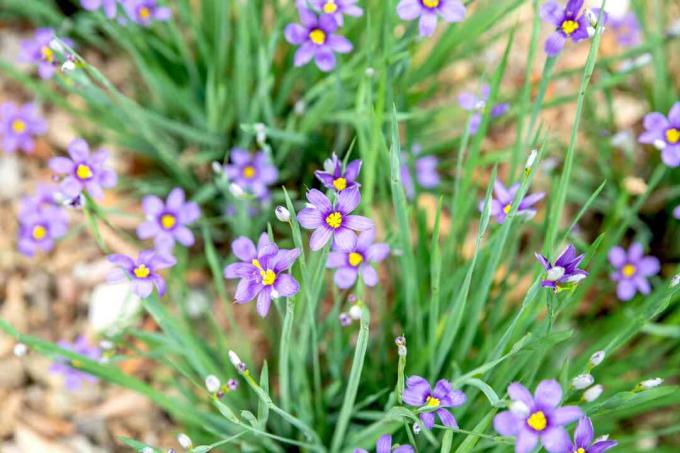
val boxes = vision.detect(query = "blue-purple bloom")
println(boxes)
[608,243,660,301]
[568,417,618,453]
[354,434,414,453]
[122,0,172,25]
[81,0,119,18]
[591,8,640,47]
[297,188,373,251]
[674,204,680,220]
[327,228,389,289]
[396,0,466,37]
[223,234,300,317]
[535,244,588,291]
[401,144,440,199]
[17,185,68,257]
[458,84,509,134]
[18,28,60,79]
[315,153,362,193]
[107,250,176,298]
[480,180,545,224]
[284,8,353,72]
[49,138,118,200]
[137,187,201,250]
[1,102,47,154]
[493,380,583,453]
[403,376,466,429]
[309,0,363,26]
[638,102,680,167]
[541,0,591,57]
[224,148,278,201]
[49,336,101,390]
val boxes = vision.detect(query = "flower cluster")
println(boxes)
[458,84,509,135]
[397,0,466,37]
[0,102,47,154]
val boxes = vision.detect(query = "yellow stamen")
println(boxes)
[527,411,547,431]
[325,212,342,229]
[666,128,680,144]
[139,6,151,19]
[575,448,586,453]
[333,177,347,191]
[41,46,54,63]
[252,259,262,270]
[323,1,338,14]
[622,263,636,278]
[76,164,93,180]
[425,396,440,407]
[422,0,440,8]
[261,269,276,286]
[32,225,47,240]
[133,264,151,279]
[11,119,27,134]
[243,165,256,179]
[503,204,512,214]
[160,214,176,230]
[348,252,363,267]
[561,20,579,36]
[309,29,327,45]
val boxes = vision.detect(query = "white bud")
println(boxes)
[275,206,290,222]
[397,345,407,357]
[228,350,246,373]
[584,9,598,26]
[640,378,663,389]
[587,26,596,38]
[546,266,565,282]
[205,375,221,393]
[99,340,114,350]
[254,123,267,144]
[13,343,28,357]
[348,305,362,320]
[61,60,75,73]
[509,400,530,418]
[211,161,223,174]
[572,374,595,390]
[412,422,421,434]
[229,183,245,198]
[653,139,667,150]
[294,100,305,115]
[474,100,486,110]
[583,384,603,402]
[365,67,375,77]
[589,350,605,367]
[142,447,154,453]
[671,274,679,288]
[525,149,538,169]
[177,433,192,449]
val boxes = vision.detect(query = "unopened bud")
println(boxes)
[177,433,192,449]
[211,161,223,174]
[13,343,28,357]
[339,313,352,327]
[205,375,221,393]
[525,149,538,170]
[141,447,154,453]
[61,59,76,73]
[640,378,663,389]
[348,305,362,320]
[365,67,375,78]
[228,350,246,373]
[671,274,679,288]
[229,183,245,198]
[294,100,305,116]
[227,378,239,391]
[572,374,595,390]
[413,422,421,434]
[583,384,603,402]
[397,345,407,357]
[589,350,605,367]
[275,206,290,222]
[254,123,267,144]
[395,336,406,347]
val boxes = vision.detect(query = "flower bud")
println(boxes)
[61,59,76,73]
[211,161,223,174]
[275,206,290,222]
[227,378,239,391]
[365,67,375,78]
[397,345,407,357]
[205,375,221,393]
[294,100,305,116]
[412,422,421,434]
[589,350,605,367]
[142,448,154,453]
[13,343,28,357]
[339,312,352,327]
[228,350,246,373]
[177,433,192,449]
[229,183,245,198]
[525,149,538,170]
[671,274,679,288]
[583,384,603,402]
[348,305,362,320]
[395,336,406,347]
[640,378,663,389]
[572,374,594,390]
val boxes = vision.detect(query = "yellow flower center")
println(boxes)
[575,448,586,453]
[325,211,343,229]
[252,258,262,269]
[561,20,579,36]
[309,29,327,45]
[666,128,680,144]
[348,252,363,267]
[333,177,347,191]
[133,264,151,279]
[323,1,338,13]
[422,0,440,8]
[76,164,93,180]
[622,263,636,278]
[425,396,440,407]
[32,225,47,240]
[503,203,512,214]
[260,269,276,286]
[11,119,27,133]
[242,165,256,179]
[41,46,54,63]
[160,214,176,230]
[527,411,547,431]
[139,6,151,19]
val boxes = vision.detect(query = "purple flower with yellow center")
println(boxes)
[493,380,583,453]
[608,243,660,301]
[568,417,618,453]
[223,234,301,317]
[541,0,591,57]
[638,102,680,167]
[17,203,68,257]
[1,102,47,154]
[315,152,362,193]
[18,28,59,79]
[458,84,510,135]
[123,0,172,25]
[49,336,101,391]
[354,434,414,453]
[396,0,466,37]
[310,0,363,26]
[107,250,176,298]
[401,144,440,199]
[403,376,466,429]
[137,187,201,250]
[81,0,119,18]
[535,244,588,291]
[297,187,374,251]
[224,148,278,200]
[48,138,117,200]
[284,8,353,72]
[327,228,389,289]
[479,180,545,224]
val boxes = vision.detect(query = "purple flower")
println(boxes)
[396,0,466,37]
[674,204,680,220]
[479,180,545,224]
[568,417,618,453]
[638,102,680,167]
[18,28,59,79]
[137,187,201,250]
[297,188,374,251]
[608,243,660,301]
[400,145,440,199]
[49,138,117,200]
[0,102,47,154]
[81,0,119,18]
[284,8,353,72]
[223,233,301,317]
[224,148,278,200]
[403,376,466,429]
[493,380,583,453]
[107,250,176,298]
[122,0,172,25]
[354,434,414,453]
[458,84,509,134]
[327,228,390,289]
[315,152,362,193]
[541,0,591,57]
[17,193,68,257]
[309,0,363,26]
[49,336,101,390]
[535,244,588,291]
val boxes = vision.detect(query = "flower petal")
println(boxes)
[360,265,378,286]
[508,382,534,407]
[437,408,458,428]
[617,279,636,301]
[274,273,300,297]
[607,246,626,268]
[232,236,257,261]
[396,0,422,20]
[49,156,74,174]
[334,267,358,289]
[574,416,594,448]
[297,207,323,229]
[403,375,430,406]
[493,411,522,436]
[534,379,563,408]
[438,1,465,23]
[516,428,539,453]
[418,12,438,37]
[551,406,583,425]
[343,215,374,231]
[310,226,333,250]
[545,32,566,57]
[256,290,272,317]
[541,427,572,453]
